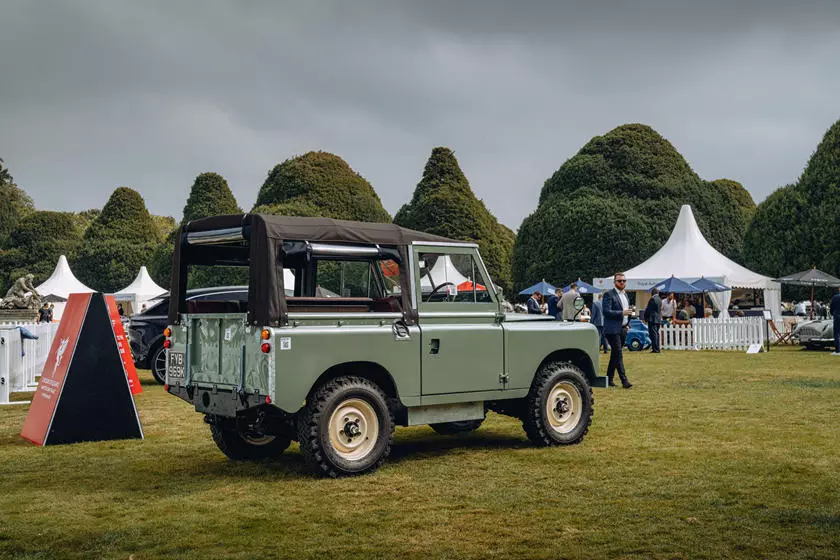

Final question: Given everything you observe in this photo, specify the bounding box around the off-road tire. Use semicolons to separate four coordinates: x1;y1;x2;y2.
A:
209;416;291;460
522;361;593;447
297;376;394;477
150;344;167;385
430;419;484;435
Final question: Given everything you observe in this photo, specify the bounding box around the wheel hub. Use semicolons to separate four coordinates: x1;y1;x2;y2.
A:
328;398;379;461
545;381;583;434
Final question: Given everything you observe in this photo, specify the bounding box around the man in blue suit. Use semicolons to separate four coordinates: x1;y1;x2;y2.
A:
547;288;562;319
590;296;609;353
602;273;633;388
644;287;662;353
526;291;542;314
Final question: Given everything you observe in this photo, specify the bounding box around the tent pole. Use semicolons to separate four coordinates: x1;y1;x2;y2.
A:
810;285;814;320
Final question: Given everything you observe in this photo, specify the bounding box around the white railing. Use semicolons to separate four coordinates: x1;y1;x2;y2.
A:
0;322;59;405
660;317;765;351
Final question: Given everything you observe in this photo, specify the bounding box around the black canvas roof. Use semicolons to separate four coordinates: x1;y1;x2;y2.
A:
170;214;460;325
182;214;457;245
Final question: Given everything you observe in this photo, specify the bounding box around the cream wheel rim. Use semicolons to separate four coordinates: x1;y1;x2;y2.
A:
328;398;379;461
546;381;582;434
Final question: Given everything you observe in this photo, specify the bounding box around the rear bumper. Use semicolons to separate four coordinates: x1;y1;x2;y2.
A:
167;384;269;417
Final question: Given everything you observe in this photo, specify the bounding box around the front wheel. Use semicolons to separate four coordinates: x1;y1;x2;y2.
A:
629;338;642;351
209;416;291;460
297;376;394;477
522;361;593;446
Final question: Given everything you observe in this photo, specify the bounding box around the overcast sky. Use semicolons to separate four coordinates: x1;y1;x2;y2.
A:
1;1;839;229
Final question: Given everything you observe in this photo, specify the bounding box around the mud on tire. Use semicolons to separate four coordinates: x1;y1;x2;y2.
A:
522;361;593;446
209;416;291;460
297;376;395;478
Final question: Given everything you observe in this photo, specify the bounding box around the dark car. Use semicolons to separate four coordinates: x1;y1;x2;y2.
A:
129;286;249;383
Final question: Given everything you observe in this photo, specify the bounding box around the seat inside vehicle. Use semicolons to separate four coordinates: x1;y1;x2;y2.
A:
186;300;247;314
286;296;401;313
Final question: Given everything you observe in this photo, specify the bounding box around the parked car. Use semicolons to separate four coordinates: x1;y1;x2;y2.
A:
129;287;249;384
624;319;651;351
792;319;835;350
163;214;605;477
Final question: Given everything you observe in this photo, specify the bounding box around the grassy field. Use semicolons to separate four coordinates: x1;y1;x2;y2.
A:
0;346;838;559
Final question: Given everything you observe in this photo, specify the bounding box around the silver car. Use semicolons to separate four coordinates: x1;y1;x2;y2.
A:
792;319;835;349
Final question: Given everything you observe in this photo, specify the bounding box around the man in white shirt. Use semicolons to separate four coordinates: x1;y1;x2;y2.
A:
660;293;676;324
602;273;633;388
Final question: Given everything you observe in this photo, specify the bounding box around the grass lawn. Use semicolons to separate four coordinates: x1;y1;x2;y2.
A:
0;346;838;559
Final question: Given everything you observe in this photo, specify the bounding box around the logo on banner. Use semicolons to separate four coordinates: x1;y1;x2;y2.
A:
53;337;70;376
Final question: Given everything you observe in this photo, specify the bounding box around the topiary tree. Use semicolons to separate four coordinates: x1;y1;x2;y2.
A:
84;187;158;244
513;124;749;291
744;118;840;284
711;179;756;229
0;158;35;247
0;211;86;292
253;151;391;223
150;172;244;289
75;187;159;292
394;147;514;291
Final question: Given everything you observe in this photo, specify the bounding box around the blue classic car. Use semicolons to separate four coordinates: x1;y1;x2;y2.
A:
625;319;651;351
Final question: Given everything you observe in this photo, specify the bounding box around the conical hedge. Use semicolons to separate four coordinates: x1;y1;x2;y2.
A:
150;172;243;289
513;124;748;290
745;118;840;280
75;187;158;292
254;151;391;223
394;147;514;291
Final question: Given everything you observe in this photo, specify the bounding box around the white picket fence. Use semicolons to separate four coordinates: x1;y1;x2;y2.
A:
660;317;765;351
0;322;59;405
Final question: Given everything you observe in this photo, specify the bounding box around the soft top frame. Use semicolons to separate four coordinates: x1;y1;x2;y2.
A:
169;214;459;326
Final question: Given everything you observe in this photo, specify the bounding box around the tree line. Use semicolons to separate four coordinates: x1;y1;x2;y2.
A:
1;118;838;297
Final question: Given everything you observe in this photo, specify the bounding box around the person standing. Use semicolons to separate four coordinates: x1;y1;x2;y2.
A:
602;273;633;388
830;287;840;356
661;292;676;324
47;303;55;322
591;296;609;354
644;287;662;353
37;303;50;323
547;287;562;319
559;283;580;321
526;291;542;315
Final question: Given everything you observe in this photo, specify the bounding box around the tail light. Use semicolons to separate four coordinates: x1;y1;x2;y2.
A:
261;342;271;353
163;339;172;349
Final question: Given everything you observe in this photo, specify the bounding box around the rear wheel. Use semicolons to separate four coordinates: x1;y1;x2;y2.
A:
430;419;484;435
629;338;642;351
522;361;593;446
150;344;167;384
209;416;291;460
297;376;394;477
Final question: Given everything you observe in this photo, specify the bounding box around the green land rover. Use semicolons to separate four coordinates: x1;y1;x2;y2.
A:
165;214;606;477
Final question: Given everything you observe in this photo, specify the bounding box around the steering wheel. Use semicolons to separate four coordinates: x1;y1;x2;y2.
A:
425;282;456;302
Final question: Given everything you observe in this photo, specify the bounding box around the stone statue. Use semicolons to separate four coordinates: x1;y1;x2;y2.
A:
0;274;42;310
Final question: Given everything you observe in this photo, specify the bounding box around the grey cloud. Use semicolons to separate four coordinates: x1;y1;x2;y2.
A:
1;0;839;229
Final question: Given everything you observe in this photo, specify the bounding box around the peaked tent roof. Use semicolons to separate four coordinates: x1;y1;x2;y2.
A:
594;205;777;291
115;266;166;299
420;255;470;288
34;255;94;298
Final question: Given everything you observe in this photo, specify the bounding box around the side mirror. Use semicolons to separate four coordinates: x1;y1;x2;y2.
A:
573;296;585;311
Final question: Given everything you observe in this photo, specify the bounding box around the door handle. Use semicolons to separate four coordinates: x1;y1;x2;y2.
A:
430;338;440;354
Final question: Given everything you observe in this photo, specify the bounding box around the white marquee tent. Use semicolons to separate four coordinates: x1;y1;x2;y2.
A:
593;205;782;320
419;254;470;289
33;255;94;320
113;266;167;314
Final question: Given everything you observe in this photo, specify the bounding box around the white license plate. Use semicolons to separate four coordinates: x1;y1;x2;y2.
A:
167;351;186;379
